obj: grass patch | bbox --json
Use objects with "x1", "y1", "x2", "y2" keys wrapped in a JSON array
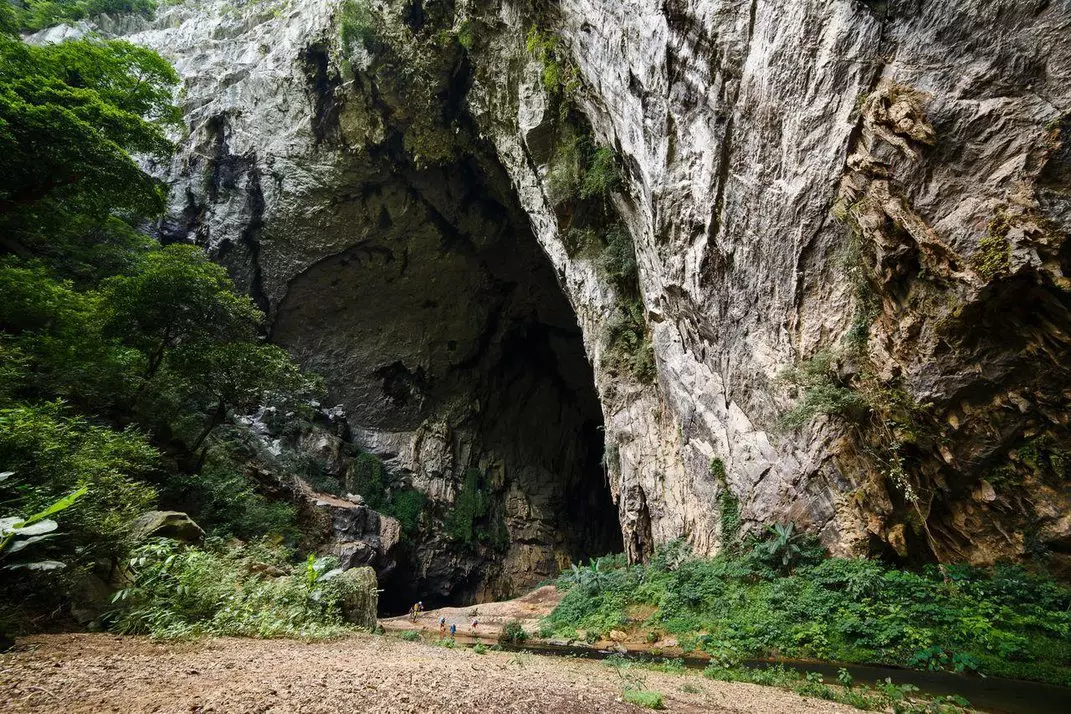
[
  {"x1": 399, "y1": 629, "x2": 421, "y2": 642},
  {"x1": 622, "y1": 689, "x2": 664, "y2": 709}
]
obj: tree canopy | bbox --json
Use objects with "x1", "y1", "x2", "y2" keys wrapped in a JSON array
[{"x1": 0, "y1": 20, "x2": 322, "y2": 625}]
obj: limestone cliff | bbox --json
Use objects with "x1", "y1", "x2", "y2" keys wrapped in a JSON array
[{"x1": 44, "y1": 0, "x2": 1071, "y2": 596}]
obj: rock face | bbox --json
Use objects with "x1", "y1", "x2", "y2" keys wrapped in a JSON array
[{"x1": 68, "y1": 0, "x2": 1071, "y2": 589}]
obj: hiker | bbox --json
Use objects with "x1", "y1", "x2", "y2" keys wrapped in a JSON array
[
  {"x1": 449, "y1": 623, "x2": 457, "y2": 639},
  {"x1": 439, "y1": 616, "x2": 446, "y2": 637},
  {"x1": 471, "y1": 618, "x2": 478, "y2": 633}
]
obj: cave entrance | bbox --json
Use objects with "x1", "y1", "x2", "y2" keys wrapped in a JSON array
[{"x1": 270, "y1": 153, "x2": 622, "y2": 614}]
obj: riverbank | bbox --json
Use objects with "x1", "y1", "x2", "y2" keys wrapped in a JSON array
[{"x1": 0, "y1": 633, "x2": 865, "y2": 713}]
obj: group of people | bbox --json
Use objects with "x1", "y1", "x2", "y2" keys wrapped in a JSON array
[{"x1": 408, "y1": 601, "x2": 479, "y2": 638}]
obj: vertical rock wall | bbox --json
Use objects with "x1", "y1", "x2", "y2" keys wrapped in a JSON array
[{"x1": 64, "y1": 0, "x2": 1071, "y2": 584}]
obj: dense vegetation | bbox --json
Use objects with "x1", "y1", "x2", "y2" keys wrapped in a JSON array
[
  {"x1": 109, "y1": 539, "x2": 362, "y2": 638},
  {"x1": 544, "y1": 538, "x2": 1071, "y2": 687},
  {"x1": 0, "y1": 15, "x2": 337, "y2": 633}
]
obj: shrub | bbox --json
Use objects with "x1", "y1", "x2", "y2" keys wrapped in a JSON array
[
  {"x1": 399, "y1": 629, "x2": 421, "y2": 642},
  {"x1": 445, "y1": 467, "x2": 506, "y2": 551},
  {"x1": 622, "y1": 689, "x2": 664, "y2": 709},
  {"x1": 164, "y1": 457, "x2": 298, "y2": 543},
  {"x1": 499, "y1": 619, "x2": 528, "y2": 644},
  {"x1": 779, "y1": 350, "x2": 867, "y2": 428},
  {"x1": 580, "y1": 147, "x2": 620, "y2": 200},
  {"x1": 109, "y1": 539, "x2": 358, "y2": 639}
]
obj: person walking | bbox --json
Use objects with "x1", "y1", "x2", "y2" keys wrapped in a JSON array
[{"x1": 439, "y1": 616, "x2": 446, "y2": 637}]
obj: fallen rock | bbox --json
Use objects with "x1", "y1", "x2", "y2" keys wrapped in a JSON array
[
  {"x1": 130, "y1": 511, "x2": 204, "y2": 545},
  {"x1": 336, "y1": 566, "x2": 379, "y2": 629}
]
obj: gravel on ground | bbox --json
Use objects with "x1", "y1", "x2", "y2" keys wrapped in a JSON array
[{"x1": 0, "y1": 633, "x2": 866, "y2": 714}]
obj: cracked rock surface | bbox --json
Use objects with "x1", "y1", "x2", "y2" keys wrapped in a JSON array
[{"x1": 49, "y1": 0, "x2": 1071, "y2": 589}]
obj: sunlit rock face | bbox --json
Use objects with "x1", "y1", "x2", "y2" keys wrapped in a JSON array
[{"x1": 73, "y1": 0, "x2": 1071, "y2": 584}]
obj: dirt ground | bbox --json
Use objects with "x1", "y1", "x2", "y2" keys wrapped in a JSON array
[{"x1": 0, "y1": 633, "x2": 866, "y2": 714}]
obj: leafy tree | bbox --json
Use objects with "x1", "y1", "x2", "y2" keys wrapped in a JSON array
[
  {"x1": 101, "y1": 245, "x2": 264, "y2": 383},
  {"x1": 168, "y1": 341, "x2": 311, "y2": 454},
  {"x1": 0, "y1": 259, "x2": 134, "y2": 407},
  {"x1": 0, "y1": 34, "x2": 180, "y2": 276}
]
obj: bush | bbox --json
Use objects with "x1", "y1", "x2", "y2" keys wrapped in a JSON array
[
  {"x1": 580, "y1": 147, "x2": 620, "y2": 200},
  {"x1": 109, "y1": 539, "x2": 359, "y2": 639},
  {"x1": 161, "y1": 456, "x2": 298, "y2": 543},
  {"x1": 445, "y1": 467, "x2": 507, "y2": 551},
  {"x1": 20, "y1": 0, "x2": 157, "y2": 32},
  {"x1": 499, "y1": 619, "x2": 528, "y2": 644},
  {"x1": 346, "y1": 452, "x2": 426, "y2": 540},
  {"x1": 780, "y1": 350, "x2": 867, "y2": 428}
]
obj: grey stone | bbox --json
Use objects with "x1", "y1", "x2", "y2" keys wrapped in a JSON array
[{"x1": 130, "y1": 511, "x2": 205, "y2": 545}]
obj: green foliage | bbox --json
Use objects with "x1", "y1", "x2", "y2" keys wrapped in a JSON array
[
  {"x1": 455, "y1": 19, "x2": 474, "y2": 51},
  {"x1": 162, "y1": 454, "x2": 298, "y2": 543},
  {"x1": 100, "y1": 245, "x2": 264, "y2": 378},
  {"x1": 0, "y1": 35, "x2": 181, "y2": 271},
  {"x1": 338, "y1": 0, "x2": 379, "y2": 58},
  {"x1": 445, "y1": 467, "x2": 506, "y2": 551},
  {"x1": 622, "y1": 689, "x2": 664, "y2": 709},
  {"x1": 718, "y1": 489, "x2": 741, "y2": 548},
  {"x1": 346, "y1": 452, "x2": 426, "y2": 540},
  {"x1": 780, "y1": 349, "x2": 868, "y2": 428},
  {"x1": 0, "y1": 403, "x2": 158, "y2": 563},
  {"x1": 545, "y1": 548, "x2": 1071, "y2": 687},
  {"x1": 701, "y1": 663, "x2": 973, "y2": 713},
  {"x1": 0, "y1": 28, "x2": 325, "y2": 628},
  {"x1": 109, "y1": 538, "x2": 359, "y2": 639},
  {"x1": 19, "y1": 0, "x2": 157, "y2": 32},
  {"x1": 524, "y1": 26, "x2": 579, "y2": 102},
  {"x1": 472, "y1": 642, "x2": 487, "y2": 654},
  {"x1": 753, "y1": 523, "x2": 816, "y2": 573},
  {"x1": 399, "y1": 629, "x2": 421, "y2": 641},
  {"x1": 0, "y1": 477, "x2": 86, "y2": 571},
  {"x1": 546, "y1": 126, "x2": 620, "y2": 206},
  {"x1": 971, "y1": 211, "x2": 1013, "y2": 281},
  {"x1": 499, "y1": 619, "x2": 528, "y2": 644},
  {"x1": 580, "y1": 147, "x2": 620, "y2": 200},
  {"x1": 603, "y1": 301, "x2": 656, "y2": 384}
]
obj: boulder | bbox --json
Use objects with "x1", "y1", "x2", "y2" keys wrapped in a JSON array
[
  {"x1": 130, "y1": 511, "x2": 204, "y2": 545},
  {"x1": 336, "y1": 566, "x2": 379, "y2": 630}
]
